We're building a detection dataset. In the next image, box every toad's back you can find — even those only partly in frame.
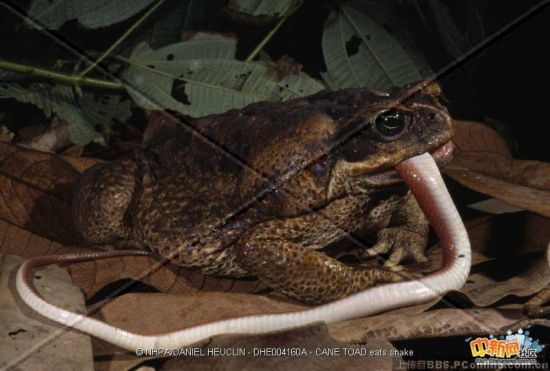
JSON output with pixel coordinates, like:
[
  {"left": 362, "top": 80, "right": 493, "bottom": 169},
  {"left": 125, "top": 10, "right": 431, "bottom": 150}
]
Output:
[{"left": 122, "top": 87, "right": 386, "bottom": 239}]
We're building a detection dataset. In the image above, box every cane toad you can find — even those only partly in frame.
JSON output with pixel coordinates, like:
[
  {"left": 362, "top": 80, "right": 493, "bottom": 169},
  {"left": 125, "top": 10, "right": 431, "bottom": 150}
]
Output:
[{"left": 72, "top": 81, "right": 453, "bottom": 304}]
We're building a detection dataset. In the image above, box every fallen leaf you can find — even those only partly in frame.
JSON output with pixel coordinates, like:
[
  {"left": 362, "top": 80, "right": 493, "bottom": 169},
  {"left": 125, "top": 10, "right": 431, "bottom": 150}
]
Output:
[
  {"left": 446, "top": 165, "right": 550, "bottom": 217},
  {"left": 67, "top": 255, "right": 205, "bottom": 300},
  {"left": 526, "top": 284, "right": 550, "bottom": 308},
  {"left": 463, "top": 212, "right": 550, "bottom": 256},
  {"left": 452, "top": 120, "right": 511, "bottom": 157},
  {"left": 20, "top": 116, "right": 71, "bottom": 152},
  {"left": 445, "top": 120, "right": 550, "bottom": 217},
  {"left": 97, "top": 292, "right": 306, "bottom": 336},
  {"left": 503, "top": 318, "right": 550, "bottom": 331},
  {"left": 0, "top": 255, "right": 93, "bottom": 370},
  {"left": 459, "top": 248, "right": 550, "bottom": 307},
  {"left": 74, "top": 255, "right": 270, "bottom": 304},
  {"left": 328, "top": 308, "right": 523, "bottom": 342},
  {"left": 452, "top": 154, "right": 550, "bottom": 191},
  {"left": 439, "top": 213, "right": 550, "bottom": 306},
  {"left": 0, "top": 142, "right": 85, "bottom": 244},
  {"left": 159, "top": 324, "right": 400, "bottom": 370},
  {"left": 0, "top": 219, "right": 91, "bottom": 257},
  {"left": 60, "top": 154, "right": 103, "bottom": 174},
  {"left": 467, "top": 198, "right": 524, "bottom": 215}
]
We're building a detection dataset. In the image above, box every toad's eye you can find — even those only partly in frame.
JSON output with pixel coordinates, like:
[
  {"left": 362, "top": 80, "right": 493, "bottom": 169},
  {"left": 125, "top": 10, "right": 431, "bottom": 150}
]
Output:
[{"left": 370, "top": 110, "right": 410, "bottom": 140}]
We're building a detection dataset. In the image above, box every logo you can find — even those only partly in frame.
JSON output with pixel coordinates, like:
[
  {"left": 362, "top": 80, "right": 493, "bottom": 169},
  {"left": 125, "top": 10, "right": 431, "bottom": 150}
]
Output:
[{"left": 468, "top": 328, "right": 545, "bottom": 367}]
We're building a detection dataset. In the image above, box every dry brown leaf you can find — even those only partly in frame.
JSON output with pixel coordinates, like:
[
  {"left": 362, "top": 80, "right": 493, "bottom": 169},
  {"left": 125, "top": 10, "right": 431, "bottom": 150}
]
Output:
[
  {"left": 445, "top": 165, "right": 550, "bottom": 217},
  {"left": 459, "top": 248, "right": 550, "bottom": 307},
  {"left": 160, "top": 325, "right": 400, "bottom": 371},
  {"left": 452, "top": 120, "right": 512, "bottom": 157},
  {"left": 0, "top": 219, "right": 197, "bottom": 299},
  {"left": 445, "top": 213, "right": 550, "bottom": 306},
  {"left": 67, "top": 254, "right": 268, "bottom": 299},
  {"left": 526, "top": 285, "right": 550, "bottom": 308},
  {"left": 0, "top": 255, "right": 93, "bottom": 370},
  {"left": 67, "top": 255, "right": 202, "bottom": 299},
  {"left": 0, "top": 219, "right": 91, "bottom": 257},
  {"left": 328, "top": 308, "right": 522, "bottom": 343},
  {"left": 465, "top": 212, "right": 550, "bottom": 256},
  {"left": 445, "top": 120, "right": 550, "bottom": 217},
  {"left": 21, "top": 117, "right": 71, "bottom": 152},
  {"left": 97, "top": 292, "right": 306, "bottom": 336},
  {"left": 0, "top": 142, "right": 89, "bottom": 244},
  {"left": 93, "top": 352, "right": 152, "bottom": 371},
  {"left": 503, "top": 318, "right": 550, "bottom": 331},
  {"left": 60, "top": 154, "right": 103, "bottom": 174},
  {"left": 452, "top": 154, "right": 550, "bottom": 191}
]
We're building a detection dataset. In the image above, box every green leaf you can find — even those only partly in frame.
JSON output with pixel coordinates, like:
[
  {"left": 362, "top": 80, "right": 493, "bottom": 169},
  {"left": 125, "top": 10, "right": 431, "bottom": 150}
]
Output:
[
  {"left": 344, "top": 0, "right": 432, "bottom": 77},
  {"left": 122, "top": 33, "right": 324, "bottom": 117},
  {"left": 0, "top": 70, "right": 26, "bottom": 81},
  {"left": 0, "top": 83, "right": 55, "bottom": 117},
  {"left": 227, "top": 0, "right": 302, "bottom": 17},
  {"left": 79, "top": 92, "right": 132, "bottom": 133},
  {"left": 27, "top": 0, "right": 155, "bottom": 29},
  {"left": 50, "top": 86, "right": 102, "bottom": 144},
  {"left": 322, "top": 3, "right": 426, "bottom": 91},
  {"left": 0, "top": 83, "right": 131, "bottom": 145}
]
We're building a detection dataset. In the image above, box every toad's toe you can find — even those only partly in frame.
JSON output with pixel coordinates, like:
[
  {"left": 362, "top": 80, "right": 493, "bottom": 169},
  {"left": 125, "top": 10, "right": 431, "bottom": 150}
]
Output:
[{"left": 366, "top": 227, "right": 429, "bottom": 268}]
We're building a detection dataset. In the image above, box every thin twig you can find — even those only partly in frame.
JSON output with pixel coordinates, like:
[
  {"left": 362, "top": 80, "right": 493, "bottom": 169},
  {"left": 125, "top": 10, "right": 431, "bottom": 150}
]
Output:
[
  {"left": 0, "top": 60, "right": 123, "bottom": 89},
  {"left": 244, "top": 1, "right": 303, "bottom": 62},
  {"left": 245, "top": 15, "right": 289, "bottom": 62}
]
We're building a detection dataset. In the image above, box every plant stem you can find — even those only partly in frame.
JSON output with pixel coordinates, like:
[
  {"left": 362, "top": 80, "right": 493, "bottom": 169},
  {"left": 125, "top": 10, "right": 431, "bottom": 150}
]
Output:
[
  {"left": 0, "top": 60, "right": 123, "bottom": 90},
  {"left": 245, "top": 14, "right": 291, "bottom": 62},
  {"left": 79, "top": 0, "right": 166, "bottom": 77}
]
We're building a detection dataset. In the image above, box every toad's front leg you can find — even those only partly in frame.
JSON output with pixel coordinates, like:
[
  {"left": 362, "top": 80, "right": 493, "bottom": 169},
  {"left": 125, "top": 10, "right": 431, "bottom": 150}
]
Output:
[
  {"left": 364, "top": 194, "right": 430, "bottom": 270},
  {"left": 234, "top": 229, "right": 403, "bottom": 304}
]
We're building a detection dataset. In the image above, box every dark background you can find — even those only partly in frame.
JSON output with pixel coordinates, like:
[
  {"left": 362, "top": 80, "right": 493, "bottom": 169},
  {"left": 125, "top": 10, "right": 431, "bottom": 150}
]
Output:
[{"left": 0, "top": 0, "right": 548, "bottom": 162}]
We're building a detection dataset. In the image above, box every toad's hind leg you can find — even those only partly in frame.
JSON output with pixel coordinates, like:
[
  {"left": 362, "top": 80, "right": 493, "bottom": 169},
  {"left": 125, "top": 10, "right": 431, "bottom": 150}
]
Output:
[{"left": 234, "top": 233, "right": 403, "bottom": 304}]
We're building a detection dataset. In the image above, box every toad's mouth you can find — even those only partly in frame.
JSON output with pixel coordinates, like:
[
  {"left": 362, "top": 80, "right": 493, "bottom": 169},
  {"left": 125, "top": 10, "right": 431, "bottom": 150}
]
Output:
[{"left": 365, "top": 141, "right": 455, "bottom": 187}]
